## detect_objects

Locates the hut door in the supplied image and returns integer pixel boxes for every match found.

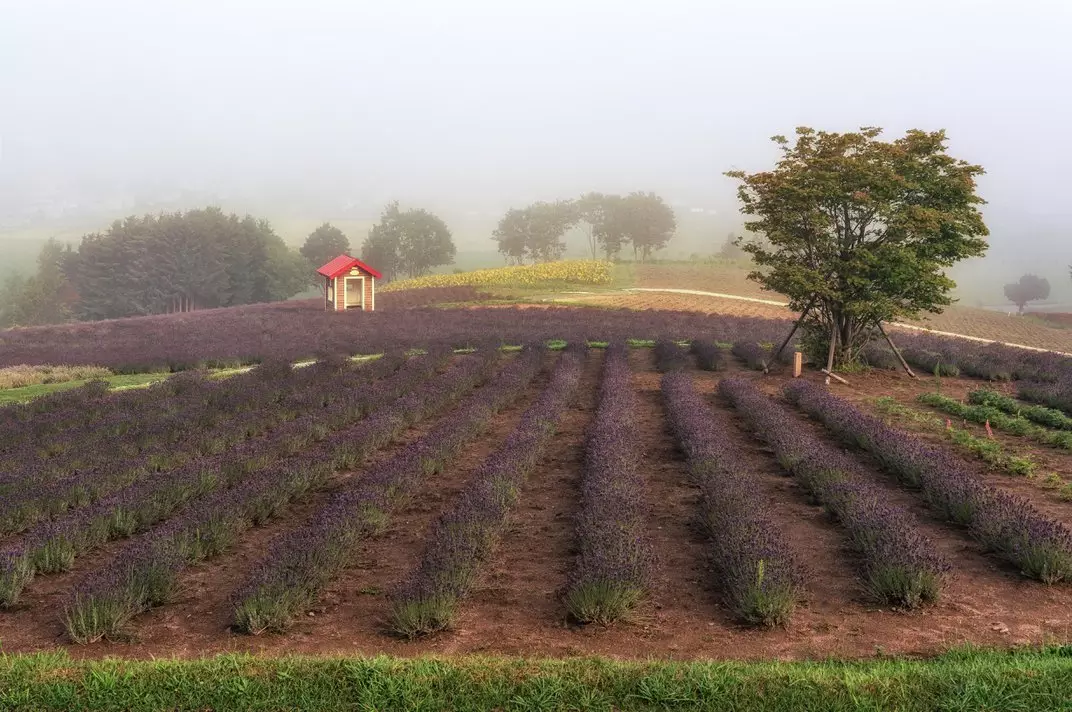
[344,277,365,309]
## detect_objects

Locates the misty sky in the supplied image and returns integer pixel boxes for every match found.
[2,0,1071,258]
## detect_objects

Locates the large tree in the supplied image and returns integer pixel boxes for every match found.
[727,127,989,367]
[361,202,455,279]
[621,191,676,261]
[300,223,351,269]
[491,200,576,264]
[1004,274,1050,314]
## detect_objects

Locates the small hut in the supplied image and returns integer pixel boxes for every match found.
[317,254,382,312]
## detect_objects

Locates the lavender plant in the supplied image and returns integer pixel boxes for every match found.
[564,344,653,624]
[731,342,772,372]
[690,340,727,371]
[0,350,452,608]
[785,380,1072,583]
[388,344,586,637]
[230,347,547,634]
[654,341,688,372]
[661,371,801,626]
[61,351,506,641]
[721,378,948,608]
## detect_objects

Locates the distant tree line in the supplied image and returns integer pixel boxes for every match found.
[0,203,457,328]
[492,192,676,264]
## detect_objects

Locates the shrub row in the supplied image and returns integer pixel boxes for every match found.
[653,340,688,372]
[785,380,1072,583]
[229,346,547,634]
[0,351,451,607]
[388,344,586,637]
[1018,379,1072,417]
[900,348,960,377]
[564,344,653,624]
[60,351,504,643]
[661,371,800,626]
[918,392,1072,450]
[731,342,771,372]
[690,340,727,371]
[720,378,948,608]
[969,389,1072,431]
[0,357,397,532]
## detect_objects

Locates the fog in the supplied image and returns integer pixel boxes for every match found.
[2,0,1070,296]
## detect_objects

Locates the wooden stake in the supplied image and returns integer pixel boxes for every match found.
[824,322,838,385]
[792,351,803,378]
[877,321,917,379]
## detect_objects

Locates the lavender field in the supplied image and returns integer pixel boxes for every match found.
[1,300,1072,662]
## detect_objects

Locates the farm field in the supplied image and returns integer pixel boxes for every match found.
[3,344,1072,663]
[628,263,1072,353]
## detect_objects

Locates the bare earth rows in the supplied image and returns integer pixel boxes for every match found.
[2,351,1072,661]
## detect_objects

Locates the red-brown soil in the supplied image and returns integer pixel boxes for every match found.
[3,352,1072,661]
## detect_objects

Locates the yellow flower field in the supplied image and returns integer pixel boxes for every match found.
[381,260,613,292]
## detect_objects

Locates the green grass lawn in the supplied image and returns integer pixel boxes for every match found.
[0,647,1069,711]
[0,373,170,405]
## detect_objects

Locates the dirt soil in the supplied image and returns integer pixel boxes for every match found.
[3,353,1072,661]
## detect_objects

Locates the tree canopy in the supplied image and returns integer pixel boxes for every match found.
[492,192,676,263]
[491,200,576,264]
[1004,274,1050,313]
[0,238,75,328]
[361,202,455,279]
[727,126,989,367]
[300,223,351,269]
[63,208,307,320]
[621,192,676,261]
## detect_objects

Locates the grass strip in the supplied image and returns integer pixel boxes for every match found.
[1,648,1072,711]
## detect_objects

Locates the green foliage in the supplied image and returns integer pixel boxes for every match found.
[918,392,1072,450]
[492,200,577,264]
[361,202,455,279]
[0,238,75,328]
[59,208,306,320]
[621,191,677,262]
[727,127,989,367]
[492,192,676,264]
[969,389,1072,431]
[873,397,1038,477]
[1003,274,1050,313]
[299,223,351,270]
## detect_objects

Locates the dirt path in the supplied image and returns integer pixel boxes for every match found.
[434,348,604,655]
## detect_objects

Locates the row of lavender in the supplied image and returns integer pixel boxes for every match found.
[0,350,457,609]
[564,344,653,624]
[784,381,1072,583]
[0,303,791,371]
[61,350,509,642]
[0,356,399,533]
[661,372,802,625]
[230,346,548,634]
[388,344,586,637]
[0,365,288,491]
[720,378,949,608]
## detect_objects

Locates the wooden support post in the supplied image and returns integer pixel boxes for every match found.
[792,351,803,378]
[773,298,816,362]
[824,322,838,385]
[821,368,850,385]
[877,321,917,379]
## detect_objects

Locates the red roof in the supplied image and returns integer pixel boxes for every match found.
[316,254,383,280]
